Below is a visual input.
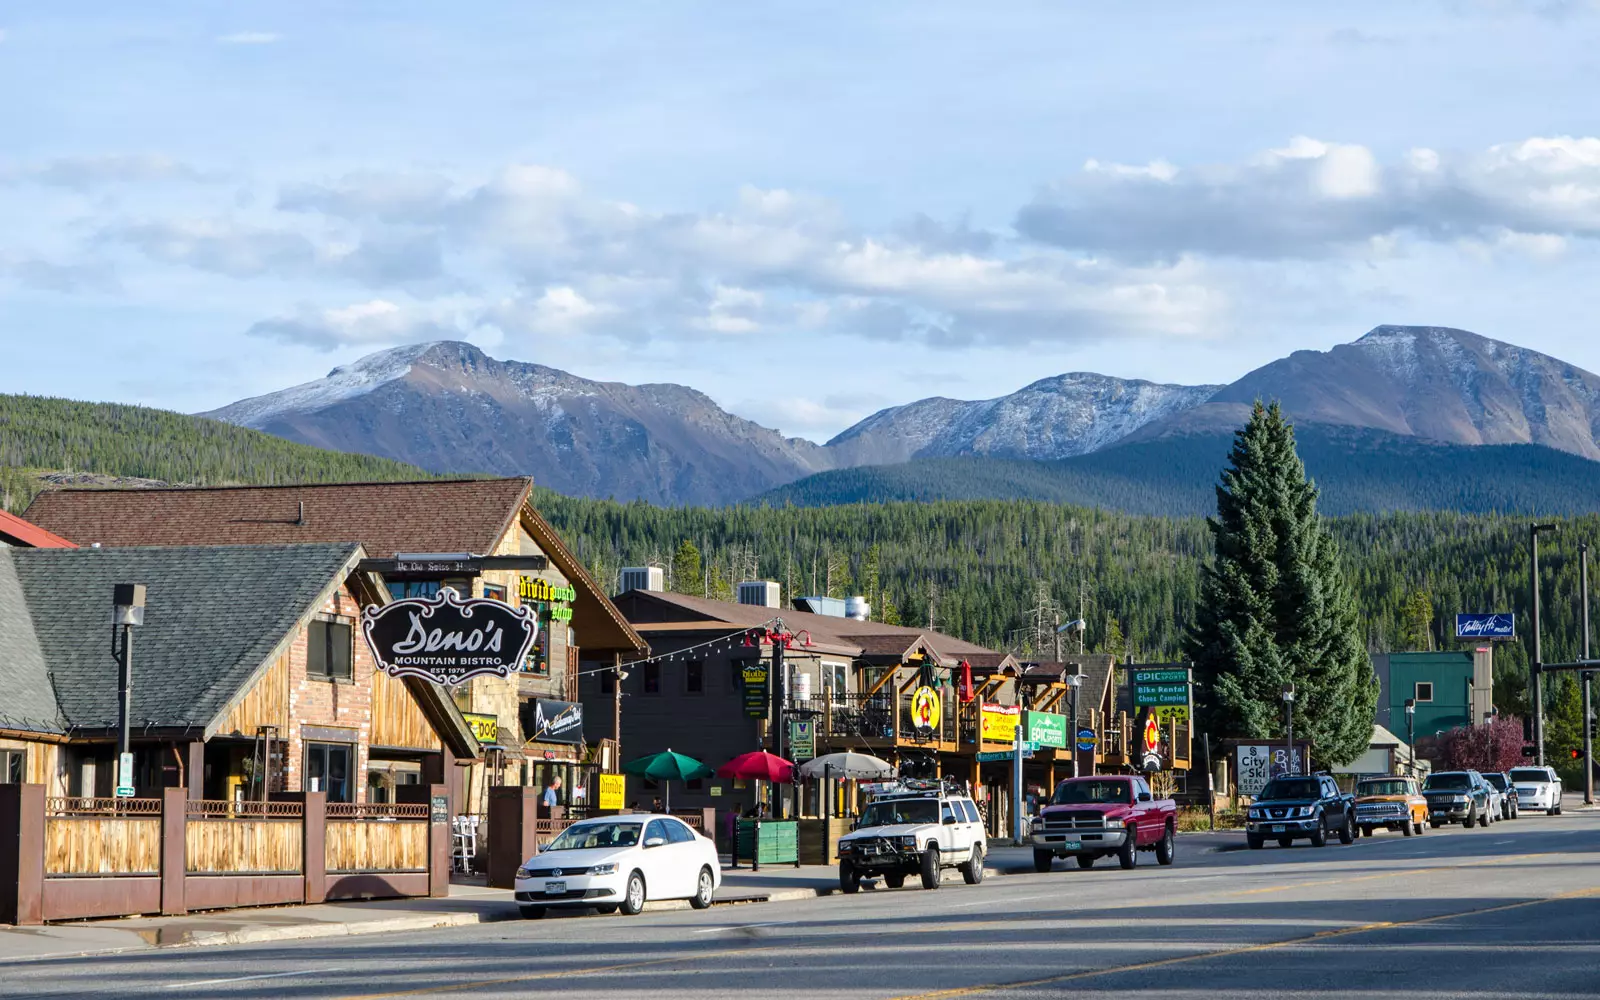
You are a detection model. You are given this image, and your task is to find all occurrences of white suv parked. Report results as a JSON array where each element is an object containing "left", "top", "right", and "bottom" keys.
[
  {"left": 836, "top": 783, "right": 987, "bottom": 891},
  {"left": 1510, "top": 766, "right": 1564, "bottom": 815}
]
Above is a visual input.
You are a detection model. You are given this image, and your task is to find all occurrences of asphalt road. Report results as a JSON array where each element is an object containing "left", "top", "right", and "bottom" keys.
[{"left": 5, "top": 811, "right": 1599, "bottom": 1000}]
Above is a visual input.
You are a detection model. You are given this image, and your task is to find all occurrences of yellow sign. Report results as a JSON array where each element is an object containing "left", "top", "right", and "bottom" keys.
[
  {"left": 909, "top": 686, "right": 942, "bottom": 732},
  {"left": 598, "top": 773, "right": 625, "bottom": 811},
  {"left": 1143, "top": 714, "right": 1161, "bottom": 753},
  {"left": 462, "top": 712, "right": 499, "bottom": 744},
  {"left": 980, "top": 703, "right": 1020, "bottom": 743},
  {"left": 1153, "top": 705, "right": 1189, "bottom": 723}
]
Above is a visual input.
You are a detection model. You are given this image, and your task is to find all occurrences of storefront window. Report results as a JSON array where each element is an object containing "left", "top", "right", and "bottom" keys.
[
  {"left": 308, "top": 618, "right": 354, "bottom": 682},
  {"left": 0, "top": 749, "right": 23, "bottom": 784},
  {"left": 387, "top": 580, "right": 441, "bottom": 600},
  {"left": 305, "top": 742, "right": 353, "bottom": 803},
  {"left": 522, "top": 606, "right": 553, "bottom": 675},
  {"left": 483, "top": 583, "right": 507, "bottom": 602}
]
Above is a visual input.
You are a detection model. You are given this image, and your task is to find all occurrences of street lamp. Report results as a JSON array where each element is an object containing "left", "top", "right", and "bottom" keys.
[
  {"left": 112, "top": 584, "right": 147, "bottom": 799},
  {"left": 1057, "top": 619, "right": 1087, "bottom": 656},
  {"left": 1064, "top": 671, "right": 1084, "bottom": 778},
  {"left": 1530, "top": 522, "right": 1559, "bottom": 766},
  {"left": 1281, "top": 682, "right": 1296, "bottom": 776},
  {"left": 1404, "top": 698, "right": 1417, "bottom": 777}
]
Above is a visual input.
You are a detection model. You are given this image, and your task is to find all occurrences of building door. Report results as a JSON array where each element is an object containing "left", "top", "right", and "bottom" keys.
[{"left": 305, "top": 742, "right": 354, "bottom": 803}]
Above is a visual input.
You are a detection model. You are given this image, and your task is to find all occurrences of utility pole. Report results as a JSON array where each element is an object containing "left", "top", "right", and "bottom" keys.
[
  {"left": 612, "top": 653, "right": 626, "bottom": 766},
  {"left": 1282, "top": 683, "right": 1296, "bottom": 776},
  {"left": 112, "top": 584, "right": 147, "bottom": 800},
  {"left": 769, "top": 623, "right": 787, "bottom": 818},
  {"left": 1583, "top": 543, "right": 1594, "bottom": 805},
  {"left": 1531, "top": 523, "right": 1559, "bottom": 766}
]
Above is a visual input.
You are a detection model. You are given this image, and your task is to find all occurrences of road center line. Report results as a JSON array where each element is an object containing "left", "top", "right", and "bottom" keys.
[{"left": 167, "top": 968, "right": 345, "bottom": 989}]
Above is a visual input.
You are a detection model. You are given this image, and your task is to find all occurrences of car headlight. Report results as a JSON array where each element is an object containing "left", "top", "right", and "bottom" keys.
[
  {"left": 515, "top": 867, "right": 532, "bottom": 880},
  {"left": 899, "top": 835, "right": 917, "bottom": 849},
  {"left": 837, "top": 840, "right": 852, "bottom": 854},
  {"left": 1248, "top": 808, "right": 1263, "bottom": 818},
  {"left": 1453, "top": 794, "right": 1469, "bottom": 803},
  {"left": 1296, "top": 806, "right": 1315, "bottom": 817},
  {"left": 589, "top": 863, "right": 618, "bottom": 876}
]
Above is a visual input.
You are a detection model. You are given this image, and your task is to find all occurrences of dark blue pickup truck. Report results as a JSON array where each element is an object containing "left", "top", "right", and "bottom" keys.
[{"left": 1245, "top": 772, "right": 1356, "bottom": 849}]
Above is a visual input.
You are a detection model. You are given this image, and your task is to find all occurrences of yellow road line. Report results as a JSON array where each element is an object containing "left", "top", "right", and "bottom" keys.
[{"left": 881, "top": 886, "right": 1600, "bottom": 1000}]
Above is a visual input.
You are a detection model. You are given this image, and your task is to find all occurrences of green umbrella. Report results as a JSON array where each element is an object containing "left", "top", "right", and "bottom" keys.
[{"left": 622, "top": 749, "right": 715, "bottom": 810}]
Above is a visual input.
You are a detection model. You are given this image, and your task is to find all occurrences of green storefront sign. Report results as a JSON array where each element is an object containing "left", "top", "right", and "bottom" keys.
[
  {"left": 789, "top": 719, "right": 816, "bottom": 762},
  {"left": 1133, "top": 682, "right": 1190, "bottom": 706},
  {"left": 1025, "top": 711, "right": 1068, "bottom": 749},
  {"left": 741, "top": 663, "right": 769, "bottom": 718},
  {"left": 1131, "top": 668, "right": 1189, "bottom": 685}
]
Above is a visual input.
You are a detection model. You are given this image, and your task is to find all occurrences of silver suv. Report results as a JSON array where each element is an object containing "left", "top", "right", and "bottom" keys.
[
  {"left": 837, "top": 783, "right": 987, "bottom": 891},
  {"left": 1510, "top": 766, "right": 1564, "bottom": 815}
]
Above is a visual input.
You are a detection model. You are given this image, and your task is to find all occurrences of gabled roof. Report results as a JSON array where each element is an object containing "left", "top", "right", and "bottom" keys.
[
  {"left": 1022, "top": 655, "right": 1117, "bottom": 712},
  {"left": 0, "top": 551, "right": 60, "bottom": 733},
  {"left": 0, "top": 509, "right": 76, "bottom": 549}
]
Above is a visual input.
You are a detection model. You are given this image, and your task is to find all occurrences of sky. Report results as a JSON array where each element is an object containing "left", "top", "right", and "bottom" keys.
[{"left": 3, "top": 1, "right": 1600, "bottom": 443}]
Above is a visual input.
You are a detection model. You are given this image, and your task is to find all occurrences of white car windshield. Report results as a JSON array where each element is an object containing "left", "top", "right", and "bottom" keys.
[
  {"left": 1509, "top": 769, "right": 1551, "bottom": 783},
  {"left": 544, "top": 822, "right": 641, "bottom": 851},
  {"left": 860, "top": 799, "right": 939, "bottom": 826}
]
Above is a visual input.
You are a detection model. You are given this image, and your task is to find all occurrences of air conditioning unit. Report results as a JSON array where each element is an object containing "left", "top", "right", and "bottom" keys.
[
  {"left": 619, "top": 566, "right": 665, "bottom": 594},
  {"left": 738, "top": 581, "right": 781, "bottom": 608}
]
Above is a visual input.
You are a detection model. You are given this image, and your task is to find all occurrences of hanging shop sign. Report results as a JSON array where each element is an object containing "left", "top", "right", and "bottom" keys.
[
  {"left": 980, "top": 703, "right": 1020, "bottom": 743},
  {"left": 362, "top": 589, "right": 538, "bottom": 686},
  {"left": 909, "top": 685, "right": 943, "bottom": 735},
  {"left": 598, "top": 773, "right": 625, "bottom": 811},
  {"left": 741, "top": 662, "right": 769, "bottom": 718},
  {"left": 1024, "top": 711, "right": 1068, "bottom": 749},
  {"left": 1456, "top": 613, "right": 1515, "bottom": 640},
  {"left": 521, "top": 699, "right": 584, "bottom": 745},
  {"left": 462, "top": 712, "right": 500, "bottom": 744},
  {"left": 1153, "top": 705, "right": 1190, "bottom": 723},
  {"left": 1131, "top": 666, "right": 1191, "bottom": 708},
  {"left": 1075, "top": 728, "right": 1098, "bottom": 752},
  {"left": 789, "top": 719, "right": 816, "bottom": 762},
  {"left": 519, "top": 577, "right": 577, "bottom": 623}
]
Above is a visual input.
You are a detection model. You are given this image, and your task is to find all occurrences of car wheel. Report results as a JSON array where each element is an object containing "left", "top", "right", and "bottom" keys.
[
  {"left": 1359, "top": 826, "right": 1371, "bottom": 838},
  {"left": 919, "top": 849, "right": 941, "bottom": 890},
  {"left": 1338, "top": 813, "right": 1355, "bottom": 845},
  {"left": 839, "top": 860, "right": 861, "bottom": 894},
  {"left": 1155, "top": 822, "right": 1175, "bottom": 866},
  {"left": 961, "top": 845, "right": 985, "bottom": 884},
  {"left": 1077, "top": 854, "right": 1097, "bottom": 868},
  {"left": 1117, "top": 828, "right": 1137, "bottom": 870},
  {"left": 620, "top": 871, "right": 647, "bottom": 915},
  {"left": 518, "top": 905, "right": 546, "bottom": 920},
  {"left": 1478, "top": 808, "right": 1491, "bottom": 828},
  {"left": 1277, "top": 836, "right": 1294, "bottom": 848},
  {"left": 1246, "top": 832, "right": 1264, "bottom": 850},
  {"left": 690, "top": 866, "right": 715, "bottom": 910},
  {"left": 1430, "top": 819, "right": 1440, "bottom": 829},
  {"left": 1554, "top": 803, "right": 1563, "bottom": 815},
  {"left": 1548, "top": 806, "right": 1558, "bottom": 816},
  {"left": 595, "top": 904, "right": 619, "bottom": 915},
  {"left": 1402, "top": 820, "right": 1413, "bottom": 837},
  {"left": 1310, "top": 818, "right": 1327, "bottom": 848},
  {"left": 1462, "top": 805, "right": 1476, "bottom": 829},
  {"left": 1033, "top": 849, "right": 1054, "bottom": 873},
  {"left": 884, "top": 872, "right": 906, "bottom": 889}
]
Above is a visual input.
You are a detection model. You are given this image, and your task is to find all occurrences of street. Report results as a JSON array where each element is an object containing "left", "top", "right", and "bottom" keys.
[{"left": 3, "top": 812, "right": 1597, "bottom": 999}]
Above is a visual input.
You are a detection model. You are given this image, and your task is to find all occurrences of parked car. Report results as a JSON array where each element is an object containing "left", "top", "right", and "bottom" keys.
[
  {"left": 1510, "top": 765, "right": 1564, "bottom": 815},
  {"left": 513, "top": 815, "right": 721, "bottom": 918},
  {"left": 1353, "top": 775, "right": 1429, "bottom": 837},
  {"left": 1245, "top": 773, "right": 1356, "bottom": 849},
  {"left": 1423, "top": 770, "right": 1494, "bottom": 828},
  {"left": 836, "top": 781, "right": 987, "bottom": 891},
  {"left": 1482, "top": 772, "right": 1519, "bottom": 820},
  {"left": 1030, "top": 775, "right": 1176, "bottom": 871}
]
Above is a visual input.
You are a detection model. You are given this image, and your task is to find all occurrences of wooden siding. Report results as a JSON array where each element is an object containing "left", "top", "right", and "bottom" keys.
[
  {"left": 325, "top": 820, "right": 428, "bottom": 872},
  {"left": 186, "top": 820, "right": 303, "bottom": 874},
  {"left": 218, "top": 650, "right": 290, "bottom": 737},
  {"left": 45, "top": 817, "right": 161, "bottom": 875},
  {"left": 370, "top": 671, "right": 441, "bottom": 750}
]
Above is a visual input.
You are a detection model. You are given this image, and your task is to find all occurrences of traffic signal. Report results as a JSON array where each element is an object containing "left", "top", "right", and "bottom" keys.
[{"left": 1572, "top": 748, "right": 1583, "bottom": 760}]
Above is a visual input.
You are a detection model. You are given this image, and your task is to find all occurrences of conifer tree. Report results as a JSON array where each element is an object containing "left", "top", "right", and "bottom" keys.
[
  {"left": 1185, "top": 402, "right": 1378, "bottom": 765},
  {"left": 671, "top": 540, "right": 704, "bottom": 595}
]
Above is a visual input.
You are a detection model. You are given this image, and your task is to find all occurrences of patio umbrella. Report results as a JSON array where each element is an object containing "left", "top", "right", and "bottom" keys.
[
  {"left": 716, "top": 750, "right": 794, "bottom": 783},
  {"left": 622, "top": 749, "right": 715, "bottom": 810},
  {"left": 797, "top": 752, "right": 895, "bottom": 780}
]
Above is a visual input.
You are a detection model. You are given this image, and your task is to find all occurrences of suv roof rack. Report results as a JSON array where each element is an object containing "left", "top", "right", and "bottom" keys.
[{"left": 891, "top": 777, "right": 966, "bottom": 795}]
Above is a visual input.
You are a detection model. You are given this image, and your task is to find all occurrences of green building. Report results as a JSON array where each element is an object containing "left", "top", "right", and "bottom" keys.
[{"left": 1372, "top": 650, "right": 1495, "bottom": 745}]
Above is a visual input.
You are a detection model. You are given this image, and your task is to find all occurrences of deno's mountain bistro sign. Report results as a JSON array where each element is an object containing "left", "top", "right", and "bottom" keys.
[{"left": 362, "top": 589, "right": 539, "bottom": 686}]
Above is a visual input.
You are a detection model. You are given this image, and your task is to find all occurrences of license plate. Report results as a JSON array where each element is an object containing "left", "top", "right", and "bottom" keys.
[
  {"left": 1062, "top": 840, "right": 1081, "bottom": 851},
  {"left": 545, "top": 880, "right": 566, "bottom": 894},
  {"left": 1271, "top": 825, "right": 1285, "bottom": 833}
]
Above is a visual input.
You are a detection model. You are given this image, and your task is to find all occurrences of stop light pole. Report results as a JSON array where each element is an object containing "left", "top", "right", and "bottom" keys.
[
  {"left": 1584, "top": 544, "right": 1594, "bottom": 805},
  {"left": 1530, "top": 523, "right": 1559, "bottom": 765}
]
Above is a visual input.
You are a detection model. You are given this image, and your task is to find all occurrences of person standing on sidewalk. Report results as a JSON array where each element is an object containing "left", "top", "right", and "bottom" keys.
[{"left": 544, "top": 774, "right": 563, "bottom": 816}]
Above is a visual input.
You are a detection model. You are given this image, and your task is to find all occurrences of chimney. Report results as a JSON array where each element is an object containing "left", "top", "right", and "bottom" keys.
[{"left": 296, "top": 500, "right": 306, "bottom": 526}]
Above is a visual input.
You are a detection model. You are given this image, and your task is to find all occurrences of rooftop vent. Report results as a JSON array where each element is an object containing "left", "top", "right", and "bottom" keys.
[
  {"left": 844, "top": 596, "right": 871, "bottom": 621},
  {"left": 620, "top": 566, "right": 665, "bottom": 594},
  {"left": 738, "top": 581, "right": 781, "bottom": 608},
  {"left": 795, "top": 596, "right": 846, "bottom": 617}
]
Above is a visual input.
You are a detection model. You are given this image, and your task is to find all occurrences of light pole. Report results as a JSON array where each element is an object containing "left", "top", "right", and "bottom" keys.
[
  {"left": 1064, "top": 671, "right": 1084, "bottom": 778},
  {"left": 1057, "top": 619, "right": 1086, "bottom": 656},
  {"left": 1405, "top": 698, "right": 1416, "bottom": 777},
  {"left": 112, "top": 584, "right": 147, "bottom": 799},
  {"left": 1281, "top": 682, "right": 1296, "bottom": 776},
  {"left": 1582, "top": 542, "right": 1593, "bottom": 805},
  {"left": 1530, "top": 523, "right": 1559, "bottom": 766}
]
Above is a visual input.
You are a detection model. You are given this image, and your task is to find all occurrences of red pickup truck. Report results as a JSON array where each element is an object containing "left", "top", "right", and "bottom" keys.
[{"left": 1030, "top": 774, "right": 1177, "bottom": 872}]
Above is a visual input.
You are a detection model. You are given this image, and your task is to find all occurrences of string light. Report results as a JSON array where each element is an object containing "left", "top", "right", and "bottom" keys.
[{"left": 573, "top": 616, "right": 785, "bottom": 678}]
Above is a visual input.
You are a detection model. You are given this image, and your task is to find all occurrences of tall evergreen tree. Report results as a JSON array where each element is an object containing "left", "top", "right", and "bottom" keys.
[
  {"left": 671, "top": 540, "right": 704, "bottom": 596},
  {"left": 1401, "top": 589, "right": 1436, "bottom": 651},
  {"left": 1185, "top": 402, "right": 1378, "bottom": 765}
]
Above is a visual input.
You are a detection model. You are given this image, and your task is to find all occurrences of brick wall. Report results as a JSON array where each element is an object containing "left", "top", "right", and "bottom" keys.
[{"left": 284, "top": 578, "right": 373, "bottom": 803}]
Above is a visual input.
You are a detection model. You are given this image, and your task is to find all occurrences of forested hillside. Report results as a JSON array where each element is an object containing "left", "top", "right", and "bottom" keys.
[
  {"left": 755, "top": 426, "right": 1600, "bottom": 517},
  {"left": 0, "top": 394, "right": 435, "bottom": 512}
]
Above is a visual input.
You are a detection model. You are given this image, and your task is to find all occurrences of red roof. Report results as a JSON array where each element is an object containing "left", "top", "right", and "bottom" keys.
[{"left": 0, "top": 509, "right": 77, "bottom": 548}]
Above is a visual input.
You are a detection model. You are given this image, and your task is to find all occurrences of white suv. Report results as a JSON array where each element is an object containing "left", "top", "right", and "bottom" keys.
[
  {"left": 1510, "top": 765, "right": 1564, "bottom": 815},
  {"left": 837, "top": 784, "right": 987, "bottom": 891}
]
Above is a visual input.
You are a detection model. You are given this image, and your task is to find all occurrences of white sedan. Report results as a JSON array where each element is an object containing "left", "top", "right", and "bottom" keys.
[{"left": 513, "top": 815, "right": 721, "bottom": 918}]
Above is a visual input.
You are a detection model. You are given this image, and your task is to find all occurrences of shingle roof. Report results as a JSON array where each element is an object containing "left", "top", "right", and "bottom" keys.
[
  {"left": 7, "top": 544, "right": 362, "bottom": 732},
  {"left": 0, "top": 510, "right": 77, "bottom": 549},
  {"left": 0, "top": 552, "right": 62, "bottom": 732},
  {"left": 24, "top": 479, "right": 530, "bottom": 557},
  {"left": 1022, "top": 655, "right": 1116, "bottom": 710}
]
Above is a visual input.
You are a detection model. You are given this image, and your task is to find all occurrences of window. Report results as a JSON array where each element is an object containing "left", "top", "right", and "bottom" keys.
[
  {"left": 962, "top": 800, "right": 981, "bottom": 824},
  {"left": 522, "top": 607, "right": 553, "bottom": 675},
  {"left": 483, "top": 583, "right": 508, "bottom": 602},
  {"left": 308, "top": 618, "right": 353, "bottom": 682},
  {"left": 666, "top": 820, "right": 697, "bottom": 843},
  {"left": 643, "top": 663, "right": 661, "bottom": 695},
  {"left": 387, "top": 580, "right": 441, "bottom": 600},
  {"left": 644, "top": 819, "right": 670, "bottom": 843},
  {"left": 304, "top": 742, "right": 353, "bottom": 803},
  {"left": 941, "top": 802, "right": 956, "bottom": 824},
  {"left": 685, "top": 660, "right": 704, "bottom": 695},
  {"left": 1415, "top": 681, "right": 1434, "bottom": 703},
  {"left": 0, "top": 749, "right": 23, "bottom": 784}
]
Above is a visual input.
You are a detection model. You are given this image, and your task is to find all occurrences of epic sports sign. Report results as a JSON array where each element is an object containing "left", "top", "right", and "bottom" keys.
[{"left": 362, "top": 589, "right": 538, "bottom": 686}]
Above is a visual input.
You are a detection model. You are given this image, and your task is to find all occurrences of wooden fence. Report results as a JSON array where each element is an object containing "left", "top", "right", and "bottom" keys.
[{"left": 0, "top": 785, "right": 450, "bottom": 925}]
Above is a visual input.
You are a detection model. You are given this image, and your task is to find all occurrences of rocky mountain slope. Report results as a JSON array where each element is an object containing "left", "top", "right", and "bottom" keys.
[{"left": 204, "top": 342, "right": 833, "bottom": 506}]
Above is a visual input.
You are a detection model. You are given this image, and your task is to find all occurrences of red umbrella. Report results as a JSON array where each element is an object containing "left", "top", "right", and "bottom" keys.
[{"left": 717, "top": 750, "right": 794, "bottom": 783}]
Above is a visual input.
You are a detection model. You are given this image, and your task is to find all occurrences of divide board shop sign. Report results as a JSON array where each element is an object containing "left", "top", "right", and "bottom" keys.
[{"left": 362, "top": 588, "right": 539, "bottom": 686}]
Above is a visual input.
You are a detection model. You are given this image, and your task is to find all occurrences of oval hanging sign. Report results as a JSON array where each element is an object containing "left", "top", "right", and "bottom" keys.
[
  {"left": 910, "top": 686, "right": 942, "bottom": 734},
  {"left": 362, "top": 589, "right": 538, "bottom": 686}
]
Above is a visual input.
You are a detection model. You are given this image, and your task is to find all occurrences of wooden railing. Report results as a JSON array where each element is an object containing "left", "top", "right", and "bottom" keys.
[
  {"left": 46, "top": 796, "right": 161, "bottom": 816},
  {"left": 186, "top": 799, "right": 303, "bottom": 819},
  {"left": 327, "top": 802, "right": 428, "bottom": 820},
  {"left": 186, "top": 799, "right": 303, "bottom": 874},
  {"left": 45, "top": 809, "right": 161, "bottom": 875},
  {"left": 326, "top": 803, "right": 429, "bottom": 873},
  {"left": 800, "top": 694, "right": 895, "bottom": 741}
]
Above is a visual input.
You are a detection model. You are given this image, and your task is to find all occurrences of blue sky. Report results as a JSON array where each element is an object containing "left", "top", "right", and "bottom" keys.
[{"left": 3, "top": 2, "right": 1600, "bottom": 441}]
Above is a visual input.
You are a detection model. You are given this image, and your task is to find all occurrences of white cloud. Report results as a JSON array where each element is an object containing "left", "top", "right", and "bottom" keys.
[
  {"left": 217, "top": 32, "right": 280, "bottom": 45},
  {"left": 4, "top": 154, "right": 207, "bottom": 189},
  {"left": 247, "top": 299, "right": 469, "bottom": 350}
]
